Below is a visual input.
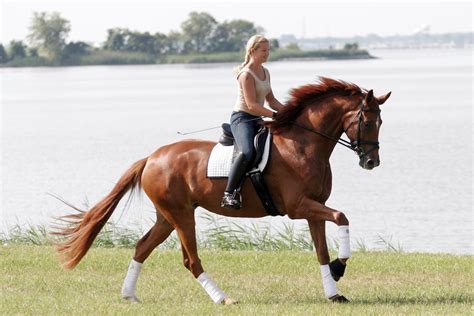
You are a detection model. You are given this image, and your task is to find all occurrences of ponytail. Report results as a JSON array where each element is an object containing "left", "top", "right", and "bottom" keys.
[{"left": 234, "top": 52, "right": 251, "bottom": 76}]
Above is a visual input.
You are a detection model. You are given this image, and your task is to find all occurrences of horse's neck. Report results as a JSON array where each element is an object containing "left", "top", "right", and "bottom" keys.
[{"left": 277, "top": 100, "right": 348, "bottom": 162}]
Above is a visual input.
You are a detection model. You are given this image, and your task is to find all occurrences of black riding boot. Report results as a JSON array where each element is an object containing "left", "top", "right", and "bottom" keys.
[{"left": 221, "top": 153, "right": 249, "bottom": 209}]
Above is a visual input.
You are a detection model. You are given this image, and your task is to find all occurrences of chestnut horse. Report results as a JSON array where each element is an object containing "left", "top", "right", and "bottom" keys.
[{"left": 54, "top": 77, "right": 391, "bottom": 304}]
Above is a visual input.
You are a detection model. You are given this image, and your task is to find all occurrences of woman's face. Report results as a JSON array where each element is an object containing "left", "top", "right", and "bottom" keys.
[{"left": 251, "top": 42, "right": 270, "bottom": 63}]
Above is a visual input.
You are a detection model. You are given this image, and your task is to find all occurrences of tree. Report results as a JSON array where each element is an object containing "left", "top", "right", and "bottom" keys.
[
  {"left": 125, "top": 31, "right": 156, "bottom": 54},
  {"left": 153, "top": 32, "right": 168, "bottom": 55},
  {"left": 0, "top": 44, "right": 8, "bottom": 63},
  {"left": 166, "top": 31, "right": 184, "bottom": 54},
  {"left": 210, "top": 19, "right": 257, "bottom": 52},
  {"left": 8, "top": 40, "right": 27, "bottom": 59},
  {"left": 285, "top": 43, "right": 300, "bottom": 51},
  {"left": 63, "top": 41, "right": 91, "bottom": 56},
  {"left": 180, "top": 12, "right": 218, "bottom": 53},
  {"left": 343, "top": 42, "right": 359, "bottom": 51},
  {"left": 269, "top": 38, "right": 280, "bottom": 49},
  {"left": 103, "top": 28, "right": 127, "bottom": 51},
  {"left": 104, "top": 29, "right": 168, "bottom": 55},
  {"left": 208, "top": 23, "right": 231, "bottom": 52},
  {"left": 27, "top": 12, "right": 71, "bottom": 60},
  {"left": 28, "top": 47, "right": 39, "bottom": 57},
  {"left": 224, "top": 20, "right": 257, "bottom": 51}
]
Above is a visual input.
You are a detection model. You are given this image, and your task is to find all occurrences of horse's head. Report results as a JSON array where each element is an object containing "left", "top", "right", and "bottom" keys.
[
  {"left": 343, "top": 90, "right": 391, "bottom": 170},
  {"left": 268, "top": 78, "right": 392, "bottom": 170}
]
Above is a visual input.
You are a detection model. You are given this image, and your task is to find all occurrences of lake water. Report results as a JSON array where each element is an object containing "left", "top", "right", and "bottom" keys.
[{"left": 1, "top": 49, "right": 472, "bottom": 254}]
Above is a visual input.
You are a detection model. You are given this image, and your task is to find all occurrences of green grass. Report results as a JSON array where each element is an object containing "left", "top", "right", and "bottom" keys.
[
  {"left": 1, "top": 56, "right": 58, "bottom": 67},
  {"left": 74, "top": 50, "right": 156, "bottom": 65},
  {"left": 156, "top": 48, "right": 373, "bottom": 65},
  {"left": 1, "top": 245, "right": 472, "bottom": 315}
]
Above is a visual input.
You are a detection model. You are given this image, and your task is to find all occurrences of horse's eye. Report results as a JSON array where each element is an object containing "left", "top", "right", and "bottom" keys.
[{"left": 364, "top": 121, "right": 373, "bottom": 129}]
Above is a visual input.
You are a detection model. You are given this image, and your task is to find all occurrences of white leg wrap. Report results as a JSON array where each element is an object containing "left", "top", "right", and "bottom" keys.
[
  {"left": 320, "top": 264, "right": 338, "bottom": 298},
  {"left": 121, "top": 259, "right": 142, "bottom": 298},
  {"left": 197, "top": 272, "right": 226, "bottom": 304},
  {"left": 338, "top": 225, "right": 351, "bottom": 259}
]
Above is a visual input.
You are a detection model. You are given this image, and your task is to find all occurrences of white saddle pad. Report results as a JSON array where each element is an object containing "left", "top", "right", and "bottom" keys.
[{"left": 207, "top": 132, "right": 272, "bottom": 178}]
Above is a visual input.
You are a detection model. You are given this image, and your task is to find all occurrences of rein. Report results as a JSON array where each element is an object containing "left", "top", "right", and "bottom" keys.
[
  {"left": 291, "top": 122, "right": 355, "bottom": 151},
  {"left": 289, "top": 101, "right": 380, "bottom": 158}
]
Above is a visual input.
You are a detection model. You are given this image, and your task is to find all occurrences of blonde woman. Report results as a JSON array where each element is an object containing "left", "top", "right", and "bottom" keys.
[{"left": 221, "top": 35, "right": 285, "bottom": 209}]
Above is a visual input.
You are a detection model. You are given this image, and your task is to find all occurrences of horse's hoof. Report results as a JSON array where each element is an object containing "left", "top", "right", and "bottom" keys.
[
  {"left": 123, "top": 295, "right": 141, "bottom": 303},
  {"left": 329, "top": 294, "right": 349, "bottom": 303},
  {"left": 221, "top": 297, "right": 239, "bottom": 305}
]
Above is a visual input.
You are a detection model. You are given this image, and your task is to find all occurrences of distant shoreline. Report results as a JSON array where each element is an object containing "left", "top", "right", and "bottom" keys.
[
  {"left": 277, "top": 55, "right": 377, "bottom": 62},
  {"left": 0, "top": 48, "right": 373, "bottom": 68}
]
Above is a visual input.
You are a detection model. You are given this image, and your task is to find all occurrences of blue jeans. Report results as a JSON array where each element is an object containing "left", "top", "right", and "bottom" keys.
[{"left": 230, "top": 111, "right": 263, "bottom": 162}]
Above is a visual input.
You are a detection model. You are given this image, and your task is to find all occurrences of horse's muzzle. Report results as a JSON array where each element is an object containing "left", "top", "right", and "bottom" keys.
[{"left": 359, "top": 156, "right": 380, "bottom": 170}]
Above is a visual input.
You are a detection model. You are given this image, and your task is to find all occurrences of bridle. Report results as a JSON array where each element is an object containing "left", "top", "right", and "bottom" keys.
[
  {"left": 291, "top": 100, "right": 381, "bottom": 159},
  {"left": 343, "top": 101, "right": 381, "bottom": 158}
]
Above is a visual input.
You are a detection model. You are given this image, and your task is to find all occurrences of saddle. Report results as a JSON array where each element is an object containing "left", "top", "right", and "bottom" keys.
[
  {"left": 218, "top": 123, "right": 268, "bottom": 168},
  {"left": 218, "top": 123, "right": 281, "bottom": 216}
]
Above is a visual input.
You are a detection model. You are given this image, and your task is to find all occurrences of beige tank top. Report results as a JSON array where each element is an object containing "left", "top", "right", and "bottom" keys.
[{"left": 234, "top": 67, "right": 271, "bottom": 113}]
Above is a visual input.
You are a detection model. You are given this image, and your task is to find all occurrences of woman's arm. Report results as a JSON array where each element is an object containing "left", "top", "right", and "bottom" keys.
[
  {"left": 266, "top": 89, "right": 285, "bottom": 112},
  {"left": 240, "top": 72, "right": 275, "bottom": 118}
]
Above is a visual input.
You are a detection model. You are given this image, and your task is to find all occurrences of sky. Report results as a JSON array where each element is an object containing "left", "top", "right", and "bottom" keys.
[{"left": 1, "top": 0, "right": 472, "bottom": 45}]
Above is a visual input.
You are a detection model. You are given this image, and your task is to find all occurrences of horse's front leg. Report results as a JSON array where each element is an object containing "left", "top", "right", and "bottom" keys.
[
  {"left": 307, "top": 220, "right": 349, "bottom": 302},
  {"left": 288, "top": 198, "right": 351, "bottom": 302},
  {"left": 308, "top": 219, "right": 349, "bottom": 280},
  {"left": 308, "top": 220, "right": 330, "bottom": 265}
]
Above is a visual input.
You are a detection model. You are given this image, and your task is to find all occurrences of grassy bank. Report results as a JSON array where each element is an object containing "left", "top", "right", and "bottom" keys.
[
  {"left": 160, "top": 48, "right": 372, "bottom": 64},
  {"left": 0, "top": 48, "right": 373, "bottom": 68},
  {"left": 1, "top": 215, "right": 401, "bottom": 252},
  {"left": 1, "top": 245, "right": 472, "bottom": 315}
]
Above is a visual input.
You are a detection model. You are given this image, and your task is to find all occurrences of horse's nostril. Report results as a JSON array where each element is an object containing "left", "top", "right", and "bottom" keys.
[{"left": 367, "top": 159, "right": 375, "bottom": 167}]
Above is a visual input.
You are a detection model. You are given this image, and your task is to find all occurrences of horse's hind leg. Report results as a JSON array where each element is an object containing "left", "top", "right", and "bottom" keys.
[
  {"left": 134, "top": 212, "right": 174, "bottom": 262},
  {"left": 122, "top": 211, "right": 174, "bottom": 302},
  {"left": 170, "top": 210, "right": 237, "bottom": 305}
]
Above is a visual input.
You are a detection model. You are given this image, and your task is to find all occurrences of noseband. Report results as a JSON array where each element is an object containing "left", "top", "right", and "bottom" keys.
[{"left": 291, "top": 100, "right": 380, "bottom": 158}]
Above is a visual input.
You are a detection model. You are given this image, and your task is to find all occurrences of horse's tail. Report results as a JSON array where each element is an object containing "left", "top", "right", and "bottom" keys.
[{"left": 53, "top": 157, "right": 148, "bottom": 269}]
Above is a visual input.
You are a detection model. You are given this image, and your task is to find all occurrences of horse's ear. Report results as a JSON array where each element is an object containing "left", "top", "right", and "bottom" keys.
[
  {"left": 377, "top": 91, "right": 392, "bottom": 105},
  {"left": 365, "top": 90, "right": 374, "bottom": 104}
]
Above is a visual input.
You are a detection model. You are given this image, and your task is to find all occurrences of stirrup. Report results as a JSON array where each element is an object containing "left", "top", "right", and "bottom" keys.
[{"left": 221, "top": 191, "right": 242, "bottom": 210}]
